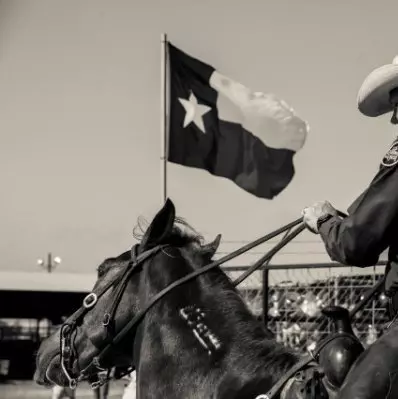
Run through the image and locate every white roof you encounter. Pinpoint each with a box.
[0,271,96,293]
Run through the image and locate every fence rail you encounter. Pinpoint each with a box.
[222,262,388,353]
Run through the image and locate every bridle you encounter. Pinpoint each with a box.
[56,210,380,398]
[57,217,306,390]
[58,244,166,389]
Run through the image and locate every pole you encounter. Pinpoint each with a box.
[261,228,291,328]
[348,276,385,320]
[160,33,168,204]
[47,252,52,273]
[262,268,270,328]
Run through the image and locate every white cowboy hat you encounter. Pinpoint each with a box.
[357,56,398,117]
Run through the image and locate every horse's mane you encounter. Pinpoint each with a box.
[97,216,203,272]
[133,214,205,247]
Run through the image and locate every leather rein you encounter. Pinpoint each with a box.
[57,216,304,390]
[57,211,360,398]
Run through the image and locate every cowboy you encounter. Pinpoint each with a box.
[302,56,398,398]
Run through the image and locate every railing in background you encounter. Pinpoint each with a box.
[0,263,388,355]
[222,262,388,353]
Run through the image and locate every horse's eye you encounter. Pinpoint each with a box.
[97,264,106,277]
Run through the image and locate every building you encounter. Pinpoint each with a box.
[0,271,95,380]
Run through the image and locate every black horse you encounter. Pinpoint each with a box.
[34,199,362,398]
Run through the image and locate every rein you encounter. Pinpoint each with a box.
[59,208,379,398]
[58,216,305,389]
[83,222,307,373]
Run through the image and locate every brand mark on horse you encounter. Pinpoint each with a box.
[179,305,222,356]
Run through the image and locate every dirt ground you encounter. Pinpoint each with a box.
[0,380,126,399]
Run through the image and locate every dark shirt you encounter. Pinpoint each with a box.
[318,138,398,295]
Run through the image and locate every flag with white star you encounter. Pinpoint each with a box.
[167,42,309,199]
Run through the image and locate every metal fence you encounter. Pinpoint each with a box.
[222,262,389,353]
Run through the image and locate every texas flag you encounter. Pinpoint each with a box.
[167,43,309,200]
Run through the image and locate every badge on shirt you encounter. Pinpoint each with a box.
[382,140,398,167]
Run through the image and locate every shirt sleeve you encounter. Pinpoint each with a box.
[318,162,398,266]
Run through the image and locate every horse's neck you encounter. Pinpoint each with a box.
[135,284,299,399]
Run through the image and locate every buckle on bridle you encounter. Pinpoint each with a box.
[102,313,111,327]
[91,380,102,390]
[60,337,78,389]
[83,293,98,309]
[90,371,109,390]
[69,378,78,390]
[60,324,79,390]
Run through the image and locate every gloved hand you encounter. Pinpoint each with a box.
[301,200,338,234]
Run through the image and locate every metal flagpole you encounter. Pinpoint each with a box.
[160,33,168,205]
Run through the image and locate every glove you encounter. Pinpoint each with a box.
[301,200,338,234]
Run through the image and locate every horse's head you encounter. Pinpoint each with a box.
[34,199,221,389]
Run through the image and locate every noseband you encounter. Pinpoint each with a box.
[59,244,166,389]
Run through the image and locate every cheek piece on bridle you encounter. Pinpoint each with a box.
[58,244,166,389]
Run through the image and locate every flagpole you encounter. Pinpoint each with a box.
[160,33,168,205]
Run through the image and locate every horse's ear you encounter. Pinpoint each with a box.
[200,234,222,259]
[140,198,175,249]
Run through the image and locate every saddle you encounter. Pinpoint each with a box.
[281,306,365,399]
[314,306,365,396]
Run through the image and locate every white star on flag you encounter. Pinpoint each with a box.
[178,92,211,133]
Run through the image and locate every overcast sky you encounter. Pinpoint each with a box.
[1,0,397,276]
